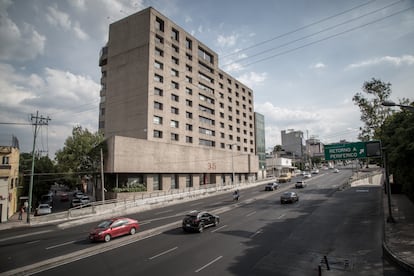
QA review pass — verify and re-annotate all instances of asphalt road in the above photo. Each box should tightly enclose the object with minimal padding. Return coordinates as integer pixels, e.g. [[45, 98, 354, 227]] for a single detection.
[[0, 168, 409, 275]]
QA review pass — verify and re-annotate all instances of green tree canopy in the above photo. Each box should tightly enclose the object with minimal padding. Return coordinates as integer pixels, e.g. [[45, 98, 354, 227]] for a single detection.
[[55, 126, 104, 188]]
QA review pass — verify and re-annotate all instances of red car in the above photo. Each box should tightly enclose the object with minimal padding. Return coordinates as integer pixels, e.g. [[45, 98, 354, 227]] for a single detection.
[[89, 217, 139, 242]]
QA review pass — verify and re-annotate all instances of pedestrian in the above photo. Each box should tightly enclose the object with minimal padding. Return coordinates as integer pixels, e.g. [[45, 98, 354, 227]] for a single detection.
[[18, 206, 24, 220]]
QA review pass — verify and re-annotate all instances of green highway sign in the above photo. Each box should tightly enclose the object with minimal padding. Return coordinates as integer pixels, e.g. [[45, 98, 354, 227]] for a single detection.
[[324, 141, 381, 161]]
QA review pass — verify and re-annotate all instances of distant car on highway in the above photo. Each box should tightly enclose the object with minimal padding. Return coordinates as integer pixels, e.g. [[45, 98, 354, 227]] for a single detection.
[[89, 217, 139, 242], [303, 172, 312, 179], [182, 210, 219, 233], [333, 168, 339, 173], [280, 192, 299, 204], [311, 169, 319, 174], [295, 181, 307, 188], [265, 182, 279, 191], [35, 204, 52, 216]]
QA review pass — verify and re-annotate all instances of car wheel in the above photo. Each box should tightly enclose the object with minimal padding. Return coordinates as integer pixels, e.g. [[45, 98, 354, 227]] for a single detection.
[[104, 234, 111, 242], [198, 223, 204, 233], [129, 227, 136, 235], [214, 218, 219, 226]]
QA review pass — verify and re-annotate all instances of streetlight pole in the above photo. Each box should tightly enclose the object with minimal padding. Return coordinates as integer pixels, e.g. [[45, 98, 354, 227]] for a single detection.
[[382, 100, 414, 112], [383, 149, 395, 223]]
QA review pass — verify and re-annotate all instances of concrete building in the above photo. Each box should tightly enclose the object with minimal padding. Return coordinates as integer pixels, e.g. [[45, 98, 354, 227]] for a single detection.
[[0, 137, 20, 222], [99, 7, 259, 195], [281, 129, 304, 158], [306, 137, 324, 158]]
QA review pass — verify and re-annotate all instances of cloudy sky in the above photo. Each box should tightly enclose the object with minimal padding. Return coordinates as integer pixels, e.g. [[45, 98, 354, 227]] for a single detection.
[[1, 0, 413, 157]]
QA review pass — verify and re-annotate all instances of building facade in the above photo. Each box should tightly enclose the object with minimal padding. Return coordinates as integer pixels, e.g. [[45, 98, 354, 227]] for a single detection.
[[99, 7, 259, 194], [281, 129, 304, 158], [0, 141, 20, 222], [254, 112, 266, 179]]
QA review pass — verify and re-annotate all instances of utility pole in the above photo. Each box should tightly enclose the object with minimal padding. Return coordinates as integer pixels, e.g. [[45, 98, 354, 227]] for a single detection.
[[27, 111, 51, 223]]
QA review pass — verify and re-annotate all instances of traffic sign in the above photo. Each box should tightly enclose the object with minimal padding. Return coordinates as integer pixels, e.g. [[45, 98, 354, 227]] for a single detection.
[[324, 141, 381, 161]]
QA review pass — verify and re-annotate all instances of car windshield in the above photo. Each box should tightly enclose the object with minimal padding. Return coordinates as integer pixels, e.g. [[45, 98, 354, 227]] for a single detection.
[[97, 220, 113, 229]]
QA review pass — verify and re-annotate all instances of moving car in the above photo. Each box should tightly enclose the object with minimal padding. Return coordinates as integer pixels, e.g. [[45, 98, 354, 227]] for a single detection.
[[280, 192, 299, 204], [295, 181, 307, 188], [265, 182, 279, 191], [277, 173, 292, 183], [70, 198, 82, 208], [303, 172, 312, 179], [333, 168, 339, 173], [35, 204, 52, 216], [182, 210, 219, 233], [89, 217, 139, 242], [311, 169, 319, 174]]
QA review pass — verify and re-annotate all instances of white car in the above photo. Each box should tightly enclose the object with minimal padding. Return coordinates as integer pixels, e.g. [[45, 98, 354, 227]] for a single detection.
[[35, 204, 52, 216], [303, 172, 312, 178]]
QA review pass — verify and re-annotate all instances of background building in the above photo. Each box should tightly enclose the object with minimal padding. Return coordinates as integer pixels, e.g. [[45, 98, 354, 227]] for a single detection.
[[99, 7, 259, 195], [281, 129, 304, 158], [254, 112, 266, 179]]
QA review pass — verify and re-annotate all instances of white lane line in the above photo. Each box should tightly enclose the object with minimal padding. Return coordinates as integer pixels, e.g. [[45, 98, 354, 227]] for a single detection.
[[246, 211, 256, 217], [26, 240, 40, 244], [190, 202, 202, 206], [195, 255, 223, 272], [0, 230, 53, 243], [356, 189, 369, 192], [211, 225, 227, 233], [249, 229, 263, 238], [278, 214, 286, 219], [139, 221, 151, 225], [155, 209, 173, 215], [46, 240, 77, 250], [148, 246, 178, 260]]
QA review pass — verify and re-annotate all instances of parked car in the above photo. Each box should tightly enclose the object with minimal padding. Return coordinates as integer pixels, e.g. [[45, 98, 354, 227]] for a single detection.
[[60, 193, 69, 202], [295, 181, 307, 188], [182, 210, 219, 233], [265, 182, 279, 191], [80, 195, 91, 205], [89, 217, 139, 242], [73, 191, 84, 199], [70, 198, 82, 208], [35, 204, 52, 216], [40, 194, 53, 206], [280, 192, 299, 204]]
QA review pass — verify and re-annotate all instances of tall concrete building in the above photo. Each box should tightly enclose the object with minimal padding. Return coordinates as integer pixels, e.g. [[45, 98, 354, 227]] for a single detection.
[[281, 129, 303, 158], [99, 7, 259, 194]]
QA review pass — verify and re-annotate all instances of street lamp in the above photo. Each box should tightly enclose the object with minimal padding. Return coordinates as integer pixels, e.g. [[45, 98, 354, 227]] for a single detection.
[[382, 100, 414, 112], [229, 143, 237, 185]]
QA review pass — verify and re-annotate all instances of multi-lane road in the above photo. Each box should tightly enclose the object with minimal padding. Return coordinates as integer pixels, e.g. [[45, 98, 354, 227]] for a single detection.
[[0, 168, 409, 275]]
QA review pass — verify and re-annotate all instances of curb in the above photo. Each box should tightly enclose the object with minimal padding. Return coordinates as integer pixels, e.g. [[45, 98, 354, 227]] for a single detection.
[[382, 240, 414, 274]]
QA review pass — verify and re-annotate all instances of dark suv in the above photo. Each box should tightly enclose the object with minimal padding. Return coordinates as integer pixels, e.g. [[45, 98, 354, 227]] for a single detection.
[[182, 211, 219, 233]]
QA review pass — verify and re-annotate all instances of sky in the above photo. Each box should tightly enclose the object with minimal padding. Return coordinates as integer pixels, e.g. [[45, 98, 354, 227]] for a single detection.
[[0, 0, 413, 157]]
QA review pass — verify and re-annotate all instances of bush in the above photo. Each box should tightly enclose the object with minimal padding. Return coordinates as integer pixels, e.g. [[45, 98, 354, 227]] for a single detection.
[[112, 183, 147, 193]]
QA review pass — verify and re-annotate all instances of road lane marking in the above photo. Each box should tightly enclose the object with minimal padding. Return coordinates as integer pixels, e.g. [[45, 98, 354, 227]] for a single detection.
[[0, 230, 53, 243], [46, 240, 77, 250], [211, 225, 227, 232], [246, 211, 256, 217], [190, 202, 202, 206], [26, 240, 40, 244], [195, 255, 223, 272], [155, 209, 173, 215], [278, 214, 286, 219], [249, 229, 263, 238], [149, 246, 178, 260], [356, 189, 369, 192]]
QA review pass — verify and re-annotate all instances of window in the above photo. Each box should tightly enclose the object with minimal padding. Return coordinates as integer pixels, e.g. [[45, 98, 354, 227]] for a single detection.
[[229, 125, 233, 131], [199, 94, 214, 104], [199, 61, 214, 73], [155, 17, 164, 32], [186, 38, 192, 49], [172, 44, 179, 53], [155, 47, 164, 57], [154, 74, 163, 83], [199, 139, 215, 147], [199, 116, 214, 125], [153, 116, 163, 125], [172, 56, 179, 65], [171, 68, 179, 77], [199, 72, 214, 84], [155, 35, 164, 44], [171, 175, 178, 189], [171, 94, 179, 102], [154, 87, 163, 96], [153, 130, 163, 138], [199, 127, 215, 136], [186, 111, 193, 119], [186, 124, 193, 131], [186, 53, 192, 61], [186, 76, 192, 83], [171, 133, 179, 141], [171, 106, 179, 114], [186, 64, 192, 72], [198, 82, 214, 94], [186, 136, 193, 143], [154, 101, 163, 110], [199, 105, 214, 115], [220, 122, 224, 128], [220, 132, 225, 138], [171, 81, 179, 89], [186, 99, 192, 106], [186, 175, 193, 187], [153, 174, 161, 191], [170, 120, 179, 128], [2, 156, 9, 164], [198, 47, 213, 64], [171, 28, 179, 41], [186, 87, 193, 95], [154, 60, 163, 70]]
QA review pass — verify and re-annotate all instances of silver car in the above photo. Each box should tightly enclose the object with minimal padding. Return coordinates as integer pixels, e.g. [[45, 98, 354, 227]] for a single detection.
[[280, 192, 299, 204]]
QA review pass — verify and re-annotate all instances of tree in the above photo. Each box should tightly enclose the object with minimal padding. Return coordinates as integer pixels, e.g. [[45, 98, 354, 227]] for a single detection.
[[55, 126, 104, 189], [352, 78, 392, 141], [380, 105, 414, 201]]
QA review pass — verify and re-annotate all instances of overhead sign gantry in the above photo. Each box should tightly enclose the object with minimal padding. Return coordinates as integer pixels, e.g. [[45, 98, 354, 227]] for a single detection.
[[324, 141, 382, 161]]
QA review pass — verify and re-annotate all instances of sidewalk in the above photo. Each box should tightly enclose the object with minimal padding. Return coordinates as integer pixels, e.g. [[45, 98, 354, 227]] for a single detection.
[[0, 212, 32, 230], [383, 192, 414, 274]]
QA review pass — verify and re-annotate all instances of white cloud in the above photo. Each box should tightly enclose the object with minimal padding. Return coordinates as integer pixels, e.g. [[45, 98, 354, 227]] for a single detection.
[[217, 34, 238, 48], [311, 62, 326, 69], [237, 71, 267, 88], [346, 55, 414, 70], [0, 10, 45, 61], [73, 21, 89, 40]]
